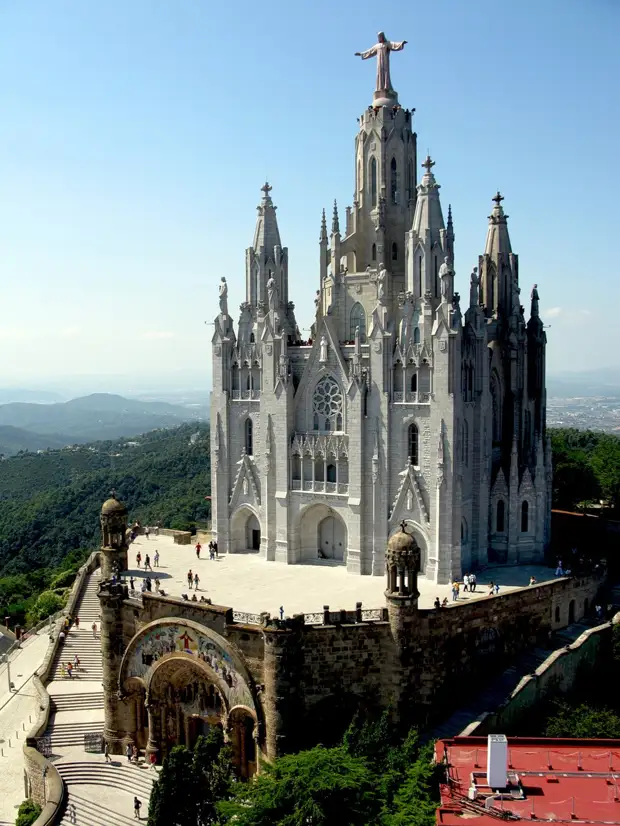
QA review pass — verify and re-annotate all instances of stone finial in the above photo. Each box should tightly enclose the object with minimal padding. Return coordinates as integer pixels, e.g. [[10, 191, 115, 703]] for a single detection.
[[320, 208, 328, 242], [332, 200, 340, 235]]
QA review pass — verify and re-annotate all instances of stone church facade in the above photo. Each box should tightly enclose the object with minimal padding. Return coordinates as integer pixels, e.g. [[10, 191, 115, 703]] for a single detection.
[[210, 47, 551, 584]]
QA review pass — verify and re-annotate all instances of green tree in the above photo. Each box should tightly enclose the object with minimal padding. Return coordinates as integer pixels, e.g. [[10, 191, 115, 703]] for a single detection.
[[382, 747, 439, 826], [545, 701, 620, 738], [15, 799, 42, 826], [25, 589, 65, 626], [220, 745, 379, 826], [148, 746, 200, 826], [193, 728, 234, 825]]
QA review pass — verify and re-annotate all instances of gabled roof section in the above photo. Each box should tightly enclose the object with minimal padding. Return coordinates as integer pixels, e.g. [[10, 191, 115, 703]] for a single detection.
[[253, 182, 282, 254], [389, 463, 430, 525]]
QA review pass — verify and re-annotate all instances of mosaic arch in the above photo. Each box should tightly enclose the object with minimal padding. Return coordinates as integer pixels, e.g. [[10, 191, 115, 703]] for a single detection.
[[119, 618, 257, 716]]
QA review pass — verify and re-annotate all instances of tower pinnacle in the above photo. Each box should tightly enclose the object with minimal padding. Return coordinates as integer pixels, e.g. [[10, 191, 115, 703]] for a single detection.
[[253, 182, 281, 253], [320, 208, 327, 242], [484, 191, 512, 257], [332, 200, 340, 235]]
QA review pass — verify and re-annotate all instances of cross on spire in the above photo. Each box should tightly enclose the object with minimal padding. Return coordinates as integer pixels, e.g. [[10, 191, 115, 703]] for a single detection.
[[421, 155, 435, 175], [261, 182, 272, 198], [492, 191, 504, 207]]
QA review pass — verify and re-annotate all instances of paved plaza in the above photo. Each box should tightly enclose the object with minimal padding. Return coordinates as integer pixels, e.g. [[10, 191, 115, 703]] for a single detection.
[[128, 534, 558, 617]]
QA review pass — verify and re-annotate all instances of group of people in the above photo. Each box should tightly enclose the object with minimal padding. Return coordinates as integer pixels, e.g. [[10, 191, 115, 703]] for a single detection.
[[135, 550, 160, 570], [60, 654, 80, 679], [128, 520, 161, 544], [195, 540, 218, 560], [186, 569, 200, 590]]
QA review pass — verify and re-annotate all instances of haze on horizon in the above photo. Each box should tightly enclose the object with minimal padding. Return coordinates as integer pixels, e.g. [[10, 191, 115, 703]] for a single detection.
[[0, 0, 617, 387]]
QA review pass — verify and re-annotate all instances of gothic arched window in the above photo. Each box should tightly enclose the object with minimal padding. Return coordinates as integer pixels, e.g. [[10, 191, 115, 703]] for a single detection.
[[496, 500, 505, 533], [392, 242, 398, 261], [406, 159, 414, 201], [413, 327, 420, 345], [312, 376, 344, 432], [408, 423, 419, 466], [245, 418, 253, 456], [521, 501, 529, 533], [370, 157, 377, 207], [371, 243, 377, 261], [410, 372, 417, 392], [350, 303, 366, 342], [416, 252, 423, 296], [326, 463, 337, 483], [390, 157, 398, 204]]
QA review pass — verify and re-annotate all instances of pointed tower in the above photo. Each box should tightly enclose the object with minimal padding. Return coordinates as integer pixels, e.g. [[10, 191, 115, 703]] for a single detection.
[[406, 156, 451, 304], [479, 192, 519, 320], [245, 183, 289, 321]]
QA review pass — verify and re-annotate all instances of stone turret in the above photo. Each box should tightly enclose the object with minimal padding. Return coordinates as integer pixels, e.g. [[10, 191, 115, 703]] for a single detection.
[[100, 495, 128, 579]]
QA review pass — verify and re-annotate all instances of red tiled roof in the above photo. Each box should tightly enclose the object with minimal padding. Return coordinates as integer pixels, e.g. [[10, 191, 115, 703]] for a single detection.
[[436, 737, 620, 825]]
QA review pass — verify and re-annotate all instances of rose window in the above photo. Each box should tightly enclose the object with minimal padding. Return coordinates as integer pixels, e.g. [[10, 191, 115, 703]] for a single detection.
[[312, 376, 343, 432]]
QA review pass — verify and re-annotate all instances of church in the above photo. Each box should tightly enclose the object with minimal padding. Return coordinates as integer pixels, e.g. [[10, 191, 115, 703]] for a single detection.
[[210, 33, 551, 584]]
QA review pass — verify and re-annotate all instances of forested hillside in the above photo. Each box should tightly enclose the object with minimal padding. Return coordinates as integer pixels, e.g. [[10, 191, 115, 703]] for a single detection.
[[551, 428, 620, 511], [0, 423, 211, 578]]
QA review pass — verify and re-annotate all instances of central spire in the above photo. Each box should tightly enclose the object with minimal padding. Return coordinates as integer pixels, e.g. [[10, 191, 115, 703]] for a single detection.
[[253, 181, 281, 253]]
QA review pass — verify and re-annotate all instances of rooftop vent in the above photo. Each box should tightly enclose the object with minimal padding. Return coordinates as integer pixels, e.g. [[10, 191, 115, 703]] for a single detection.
[[487, 734, 508, 789]]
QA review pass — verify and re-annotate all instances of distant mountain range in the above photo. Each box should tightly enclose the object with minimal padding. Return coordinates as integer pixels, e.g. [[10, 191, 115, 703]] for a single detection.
[[0, 393, 207, 456], [547, 369, 620, 398]]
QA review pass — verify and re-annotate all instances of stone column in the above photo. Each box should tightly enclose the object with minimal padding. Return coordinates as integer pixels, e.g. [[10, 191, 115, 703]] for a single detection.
[[100, 581, 133, 754], [145, 700, 160, 762]]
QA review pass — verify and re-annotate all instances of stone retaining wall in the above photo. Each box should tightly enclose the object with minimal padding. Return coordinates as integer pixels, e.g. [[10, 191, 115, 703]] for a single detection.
[[23, 551, 101, 824], [462, 609, 620, 736]]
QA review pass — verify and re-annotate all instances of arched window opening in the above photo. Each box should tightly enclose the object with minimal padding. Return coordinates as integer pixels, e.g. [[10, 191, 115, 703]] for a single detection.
[[521, 501, 529, 532], [246, 373, 252, 391], [292, 455, 301, 481], [350, 303, 366, 342], [406, 159, 414, 201], [413, 327, 420, 345], [394, 364, 403, 393], [371, 243, 377, 261], [249, 332, 255, 343], [417, 254, 422, 296], [370, 157, 377, 207], [392, 242, 398, 261], [461, 518, 468, 544], [312, 376, 344, 432], [408, 423, 419, 466], [231, 364, 239, 392], [245, 418, 253, 456], [496, 500, 505, 533], [390, 157, 398, 204], [410, 372, 417, 392], [326, 463, 337, 484]]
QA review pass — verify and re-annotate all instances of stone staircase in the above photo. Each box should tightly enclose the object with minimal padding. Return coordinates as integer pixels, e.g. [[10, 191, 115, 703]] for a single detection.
[[52, 692, 105, 713], [57, 761, 157, 826], [44, 720, 106, 751], [50, 572, 103, 681], [430, 619, 595, 741]]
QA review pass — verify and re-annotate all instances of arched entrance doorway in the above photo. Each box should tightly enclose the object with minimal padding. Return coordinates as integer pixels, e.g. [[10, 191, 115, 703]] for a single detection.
[[230, 507, 261, 553], [318, 515, 345, 560]]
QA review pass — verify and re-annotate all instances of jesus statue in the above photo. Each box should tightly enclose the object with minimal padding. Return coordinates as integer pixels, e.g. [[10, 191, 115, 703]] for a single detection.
[[355, 32, 407, 95]]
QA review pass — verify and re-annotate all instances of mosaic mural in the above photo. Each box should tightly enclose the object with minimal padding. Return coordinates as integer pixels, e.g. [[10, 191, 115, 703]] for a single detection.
[[123, 622, 255, 711]]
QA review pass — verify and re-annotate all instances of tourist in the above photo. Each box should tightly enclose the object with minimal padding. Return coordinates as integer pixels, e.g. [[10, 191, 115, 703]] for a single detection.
[[434, 597, 441, 610], [154, 550, 160, 567], [494, 583, 500, 595], [126, 743, 132, 762], [463, 573, 469, 592], [66, 662, 73, 679], [191, 593, 198, 602], [104, 740, 111, 762], [155, 522, 161, 537], [59, 629, 66, 643], [182, 593, 189, 600], [195, 542, 202, 559], [442, 597, 449, 608], [73, 654, 80, 672], [187, 569, 193, 589], [209, 543, 215, 561], [145, 526, 150, 540], [529, 576, 537, 586], [194, 572, 200, 590], [596, 604, 603, 620], [145, 577, 152, 592], [470, 573, 477, 592], [132, 745, 139, 763], [60, 663, 66, 678], [92, 622, 98, 638], [130, 576, 135, 590], [155, 578, 160, 593], [488, 582, 494, 596], [213, 541, 218, 558], [279, 606, 284, 619], [74, 616, 80, 629], [134, 797, 142, 819], [555, 559, 564, 576], [136, 551, 142, 568], [144, 554, 152, 571], [200, 595, 207, 603]]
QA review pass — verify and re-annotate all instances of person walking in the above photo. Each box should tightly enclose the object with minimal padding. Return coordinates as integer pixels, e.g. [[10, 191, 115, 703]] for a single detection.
[[73, 654, 80, 673], [154, 550, 160, 567], [209, 543, 215, 561], [155, 522, 161, 537], [470, 573, 477, 593], [74, 616, 80, 629], [463, 573, 469, 593], [130, 576, 135, 590], [104, 740, 111, 762], [213, 540, 218, 558], [92, 622, 98, 638], [434, 597, 441, 610], [126, 743, 132, 762], [60, 663, 67, 679], [133, 797, 142, 819], [136, 551, 142, 568], [195, 542, 202, 559], [145, 526, 150, 540], [555, 559, 564, 576], [279, 606, 284, 619], [66, 662, 73, 679], [144, 554, 152, 571], [194, 572, 200, 590], [155, 578, 161, 593], [488, 582, 494, 596], [187, 569, 193, 589]]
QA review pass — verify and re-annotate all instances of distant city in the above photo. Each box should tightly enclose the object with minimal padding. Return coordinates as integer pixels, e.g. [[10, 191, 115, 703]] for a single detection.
[[547, 396, 620, 433]]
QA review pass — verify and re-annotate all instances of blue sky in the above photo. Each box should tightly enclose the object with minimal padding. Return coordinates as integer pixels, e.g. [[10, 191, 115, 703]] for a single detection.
[[0, 0, 617, 388]]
